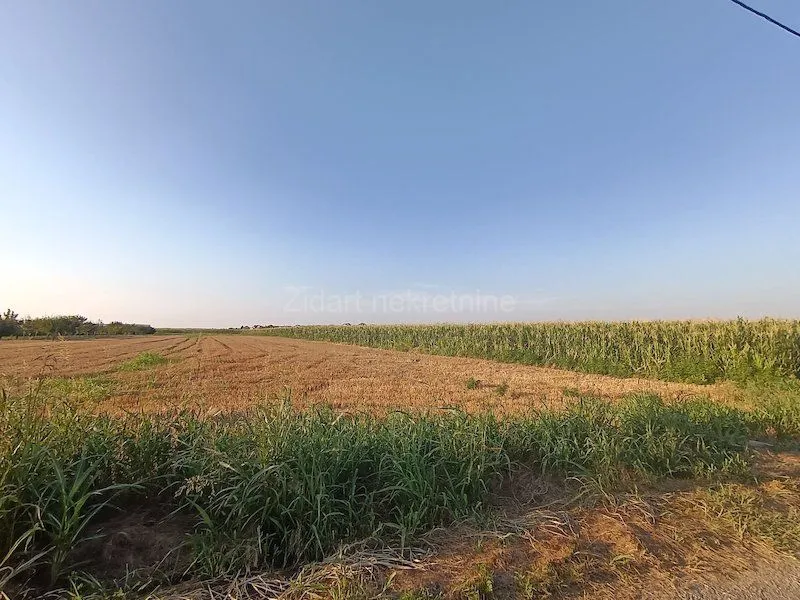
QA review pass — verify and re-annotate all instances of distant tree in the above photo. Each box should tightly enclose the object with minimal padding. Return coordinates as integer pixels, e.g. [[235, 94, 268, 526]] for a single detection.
[[21, 316, 34, 337], [103, 321, 155, 335], [23, 317, 54, 337], [78, 320, 99, 336], [0, 309, 22, 338], [9, 312, 155, 338]]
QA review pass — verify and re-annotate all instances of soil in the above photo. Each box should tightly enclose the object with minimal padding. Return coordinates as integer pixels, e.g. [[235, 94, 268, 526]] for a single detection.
[[0, 334, 742, 415], [69, 507, 193, 582]]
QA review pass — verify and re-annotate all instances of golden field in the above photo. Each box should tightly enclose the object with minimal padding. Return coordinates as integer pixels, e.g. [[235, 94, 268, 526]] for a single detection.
[[0, 334, 743, 415]]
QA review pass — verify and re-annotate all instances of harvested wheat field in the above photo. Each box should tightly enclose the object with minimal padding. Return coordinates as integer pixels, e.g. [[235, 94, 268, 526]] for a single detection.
[[0, 334, 741, 414]]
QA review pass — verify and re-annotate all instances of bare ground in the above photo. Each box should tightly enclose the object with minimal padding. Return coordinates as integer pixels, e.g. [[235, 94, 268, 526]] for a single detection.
[[0, 334, 743, 414]]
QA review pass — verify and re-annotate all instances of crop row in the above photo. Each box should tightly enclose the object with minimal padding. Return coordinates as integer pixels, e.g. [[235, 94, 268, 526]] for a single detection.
[[259, 319, 800, 383]]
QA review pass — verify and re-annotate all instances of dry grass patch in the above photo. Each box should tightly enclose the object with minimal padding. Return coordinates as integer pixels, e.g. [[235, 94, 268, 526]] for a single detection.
[[0, 335, 749, 416], [388, 453, 800, 600]]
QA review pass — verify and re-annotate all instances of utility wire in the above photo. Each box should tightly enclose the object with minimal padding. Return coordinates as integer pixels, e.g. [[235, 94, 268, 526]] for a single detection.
[[728, 0, 800, 39]]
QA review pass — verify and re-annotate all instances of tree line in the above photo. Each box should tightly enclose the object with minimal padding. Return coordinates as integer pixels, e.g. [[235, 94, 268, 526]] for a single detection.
[[0, 309, 156, 338]]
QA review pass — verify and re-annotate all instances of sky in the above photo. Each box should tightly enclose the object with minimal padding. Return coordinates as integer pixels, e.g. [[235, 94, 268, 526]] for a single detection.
[[2, 1, 799, 327]]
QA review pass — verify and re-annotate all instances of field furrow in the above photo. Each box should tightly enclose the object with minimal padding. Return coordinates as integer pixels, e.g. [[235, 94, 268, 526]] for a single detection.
[[0, 334, 743, 414]]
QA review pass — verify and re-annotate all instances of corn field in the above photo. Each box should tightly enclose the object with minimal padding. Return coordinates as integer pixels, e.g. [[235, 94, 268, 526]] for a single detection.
[[260, 319, 800, 383]]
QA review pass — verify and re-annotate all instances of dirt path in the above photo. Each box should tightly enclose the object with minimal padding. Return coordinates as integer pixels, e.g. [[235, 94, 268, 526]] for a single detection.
[[661, 558, 800, 599]]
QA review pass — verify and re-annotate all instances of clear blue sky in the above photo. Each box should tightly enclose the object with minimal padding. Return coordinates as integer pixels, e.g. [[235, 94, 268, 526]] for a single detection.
[[2, 1, 799, 327]]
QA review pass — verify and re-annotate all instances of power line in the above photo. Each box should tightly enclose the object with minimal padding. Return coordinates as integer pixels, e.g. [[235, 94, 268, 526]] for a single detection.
[[728, 0, 800, 39]]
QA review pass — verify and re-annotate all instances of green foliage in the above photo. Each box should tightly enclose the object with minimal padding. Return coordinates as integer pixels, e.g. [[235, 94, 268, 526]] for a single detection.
[[466, 377, 480, 390], [39, 377, 117, 403], [1, 309, 157, 338], [256, 318, 800, 384], [0, 309, 22, 338], [0, 387, 798, 593], [117, 352, 169, 372], [34, 452, 140, 584], [102, 321, 156, 336], [503, 395, 753, 481]]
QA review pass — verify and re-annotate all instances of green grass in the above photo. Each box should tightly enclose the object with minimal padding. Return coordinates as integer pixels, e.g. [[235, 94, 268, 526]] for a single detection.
[[37, 376, 117, 403], [255, 319, 800, 384], [1, 387, 799, 596], [117, 352, 169, 372], [735, 379, 800, 442]]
